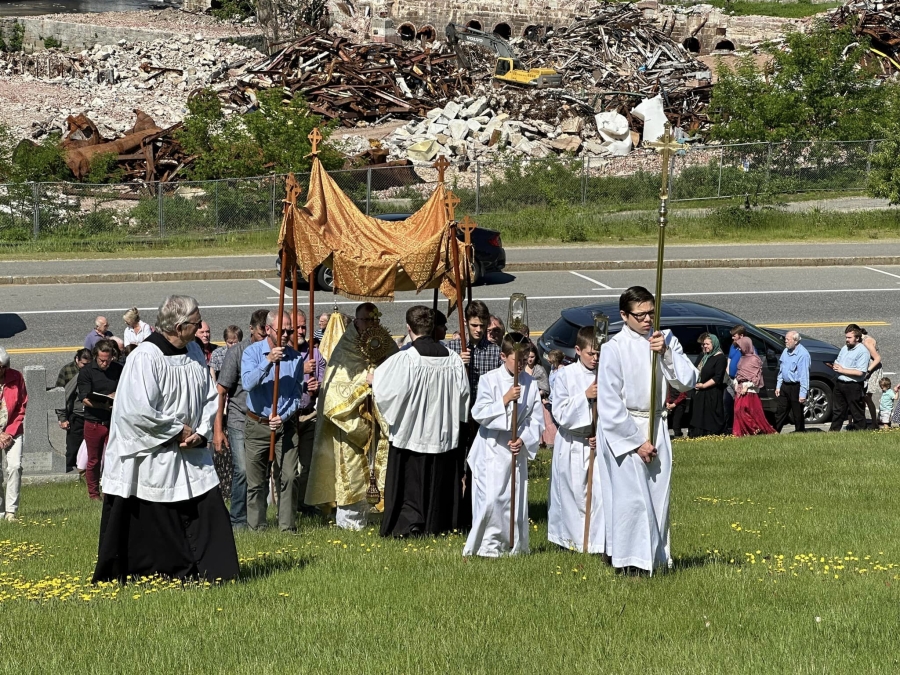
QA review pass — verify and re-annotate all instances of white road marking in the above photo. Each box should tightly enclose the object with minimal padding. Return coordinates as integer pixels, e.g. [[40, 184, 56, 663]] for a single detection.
[[863, 266, 900, 281], [10, 287, 900, 315], [257, 279, 282, 294], [569, 270, 613, 289]]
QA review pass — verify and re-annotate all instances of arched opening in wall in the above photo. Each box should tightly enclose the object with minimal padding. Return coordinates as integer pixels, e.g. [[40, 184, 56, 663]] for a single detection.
[[466, 19, 482, 31], [398, 23, 416, 41], [417, 25, 436, 42], [682, 37, 700, 54], [714, 39, 735, 51], [522, 24, 541, 41], [493, 23, 512, 40]]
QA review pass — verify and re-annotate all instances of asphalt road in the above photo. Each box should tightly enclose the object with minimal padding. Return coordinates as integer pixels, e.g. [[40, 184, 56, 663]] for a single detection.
[[4, 241, 900, 278], [3, 265, 898, 385]]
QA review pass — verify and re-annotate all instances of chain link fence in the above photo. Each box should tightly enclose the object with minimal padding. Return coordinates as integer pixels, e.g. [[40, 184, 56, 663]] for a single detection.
[[0, 140, 884, 244]]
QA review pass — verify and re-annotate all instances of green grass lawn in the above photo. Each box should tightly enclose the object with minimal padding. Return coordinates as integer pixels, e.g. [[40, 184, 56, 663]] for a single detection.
[[2, 431, 900, 673]]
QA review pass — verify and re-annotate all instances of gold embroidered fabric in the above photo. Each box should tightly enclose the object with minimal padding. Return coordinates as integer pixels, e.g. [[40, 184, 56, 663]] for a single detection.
[[304, 322, 399, 508], [278, 158, 463, 303]]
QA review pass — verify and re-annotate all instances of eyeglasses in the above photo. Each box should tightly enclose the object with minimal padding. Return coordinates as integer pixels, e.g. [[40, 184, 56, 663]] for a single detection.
[[268, 326, 295, 336], [180, 320, 203, 329], [628, 310, 655, 321]]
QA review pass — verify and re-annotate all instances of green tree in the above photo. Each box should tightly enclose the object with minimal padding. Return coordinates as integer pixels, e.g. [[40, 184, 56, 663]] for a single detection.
[[709, 22, 887, 143], [867, 87, 900, 204], [176, 88, 340, 180]]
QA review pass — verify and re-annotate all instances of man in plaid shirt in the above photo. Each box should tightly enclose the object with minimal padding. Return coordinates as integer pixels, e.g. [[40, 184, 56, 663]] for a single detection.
[[446, 300, 501, 398]]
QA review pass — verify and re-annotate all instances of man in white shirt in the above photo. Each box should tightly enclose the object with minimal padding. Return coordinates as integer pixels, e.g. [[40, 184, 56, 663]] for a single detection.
[[596, 286, 697, 575], [373, 305, 469, 537], [93, 295, 239, 583]]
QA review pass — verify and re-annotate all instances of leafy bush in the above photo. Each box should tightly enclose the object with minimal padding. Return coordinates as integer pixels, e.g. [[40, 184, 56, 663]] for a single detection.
[[43, 36, 62, 49]]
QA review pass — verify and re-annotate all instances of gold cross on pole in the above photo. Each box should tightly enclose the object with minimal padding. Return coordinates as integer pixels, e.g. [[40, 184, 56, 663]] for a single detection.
[[459, 214, 477, 248], [444, 190, 461, 222], [433, 155, 451, 183], [645, 123, 681, 200], [307, 127, 323, 155]]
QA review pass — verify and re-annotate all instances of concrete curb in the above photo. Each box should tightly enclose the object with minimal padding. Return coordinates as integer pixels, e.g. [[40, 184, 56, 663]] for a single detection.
[[1, 255, 898, 285], [0, 269, 278, 285]]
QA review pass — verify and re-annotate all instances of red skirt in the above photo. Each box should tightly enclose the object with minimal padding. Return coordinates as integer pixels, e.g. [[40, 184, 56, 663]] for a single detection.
[[733, 392, 776, 437]]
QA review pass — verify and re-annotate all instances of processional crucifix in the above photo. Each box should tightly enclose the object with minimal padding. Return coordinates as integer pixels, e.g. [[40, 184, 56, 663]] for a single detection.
[[643, 123, 683, 441]]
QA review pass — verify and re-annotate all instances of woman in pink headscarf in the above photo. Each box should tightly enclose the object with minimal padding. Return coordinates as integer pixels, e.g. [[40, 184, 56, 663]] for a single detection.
[[732, 336, 776, 437]]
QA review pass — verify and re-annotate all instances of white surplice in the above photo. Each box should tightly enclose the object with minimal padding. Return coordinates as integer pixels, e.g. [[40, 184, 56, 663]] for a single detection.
[[101, 340, 219, 502], [596, 326, 697, 573], [547, 361, 604, 553], [463, 367, 544, 557], [372, 347, 470, 453]]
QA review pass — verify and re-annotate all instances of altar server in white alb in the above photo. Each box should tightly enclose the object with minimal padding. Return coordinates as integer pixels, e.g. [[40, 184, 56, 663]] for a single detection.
[[93, 295, 239, 583], [463, 333, 544, 557], [597, 286, 697, 575], [547, 325, 603, 554], [373, 305, 470, 537]]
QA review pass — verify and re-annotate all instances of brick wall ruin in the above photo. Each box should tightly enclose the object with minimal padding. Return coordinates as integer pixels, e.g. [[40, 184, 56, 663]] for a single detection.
[[382, 0, 801, 55]]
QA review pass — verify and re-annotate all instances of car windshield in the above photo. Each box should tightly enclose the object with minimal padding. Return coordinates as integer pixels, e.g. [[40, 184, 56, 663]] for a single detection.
[[543, 318, 580, 347]]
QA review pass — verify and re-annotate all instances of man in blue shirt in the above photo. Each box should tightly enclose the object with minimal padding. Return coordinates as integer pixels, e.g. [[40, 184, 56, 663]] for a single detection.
[[241, 310, 317, 531], [774, 330, 810, 433], [828, 327, 870, 432], [724, 324, 746, 434]]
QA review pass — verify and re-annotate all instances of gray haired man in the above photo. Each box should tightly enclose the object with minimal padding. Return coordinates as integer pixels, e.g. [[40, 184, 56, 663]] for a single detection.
[[775, 330, 810, 433]]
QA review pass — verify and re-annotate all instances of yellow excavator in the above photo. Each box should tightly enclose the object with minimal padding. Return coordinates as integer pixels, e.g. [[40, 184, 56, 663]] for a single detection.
[[445, 23, 562, 89]]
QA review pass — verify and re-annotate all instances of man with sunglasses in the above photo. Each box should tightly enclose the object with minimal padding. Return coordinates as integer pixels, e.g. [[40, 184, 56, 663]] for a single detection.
[[241, 310, 317, 531], [596, 286, 697, 575]]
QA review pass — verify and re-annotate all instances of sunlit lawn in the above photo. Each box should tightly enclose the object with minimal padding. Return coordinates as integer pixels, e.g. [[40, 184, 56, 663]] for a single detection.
[[2, 430, 899, 674]]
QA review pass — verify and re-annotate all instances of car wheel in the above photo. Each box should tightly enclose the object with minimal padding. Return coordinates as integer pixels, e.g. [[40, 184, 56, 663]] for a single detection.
[[804, 381, 832, 425], [471, 259, 483, 286], [317, 266, 334, 292]]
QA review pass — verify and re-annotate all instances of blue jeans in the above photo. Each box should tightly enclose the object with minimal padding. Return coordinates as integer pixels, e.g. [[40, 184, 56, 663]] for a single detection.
[[227, 425, 248, 528]]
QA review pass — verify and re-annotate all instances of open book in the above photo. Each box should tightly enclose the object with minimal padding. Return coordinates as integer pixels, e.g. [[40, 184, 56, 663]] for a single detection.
[[86, 392, 115, 410]]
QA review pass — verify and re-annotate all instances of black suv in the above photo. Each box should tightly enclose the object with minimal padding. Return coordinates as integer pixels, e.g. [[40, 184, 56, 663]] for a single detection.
[[277, 212, 506, 292], [536, 300, 842, 425]]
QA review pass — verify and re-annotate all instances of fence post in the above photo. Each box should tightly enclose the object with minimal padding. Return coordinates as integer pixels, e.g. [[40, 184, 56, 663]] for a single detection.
[[764, 142, 773, 194], [214, 180, 219, 230], [157, 181, 165, 238], [582, 156, 588, 206], [31, 182, 40, 240], [270, 178, 276, 230], [867, 139, 874, 177], [366, 167, 372, 216], [717, 147, 724, 198], [475, 160, 481, 215]]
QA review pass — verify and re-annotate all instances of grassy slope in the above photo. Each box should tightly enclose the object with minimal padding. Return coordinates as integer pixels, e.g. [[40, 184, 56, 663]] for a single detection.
[[706, 0, 842, 19], [2, 431, 900, 673]]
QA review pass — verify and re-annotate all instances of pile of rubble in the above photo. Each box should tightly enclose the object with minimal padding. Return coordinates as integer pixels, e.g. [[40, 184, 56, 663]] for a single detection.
[[334, 91, 654, 163], [223, 30, 468, 125], [0, 36, 262, 142], [829, 0, 900, 74], [508, 2, 712, 133]]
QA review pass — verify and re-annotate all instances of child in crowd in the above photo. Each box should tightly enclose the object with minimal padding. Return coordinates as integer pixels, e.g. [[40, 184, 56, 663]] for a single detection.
[[543, 349, 565, 446], [463, 333, 544, 557], [879, 377, 895, 429]]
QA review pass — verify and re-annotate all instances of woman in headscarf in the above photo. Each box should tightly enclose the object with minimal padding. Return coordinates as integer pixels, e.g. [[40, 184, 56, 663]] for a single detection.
[[689, 333, 727, 437], [733, 336, 776, 437]]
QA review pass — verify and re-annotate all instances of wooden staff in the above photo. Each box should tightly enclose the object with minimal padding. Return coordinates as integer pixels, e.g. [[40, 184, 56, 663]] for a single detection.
[[309, 265, 317, 389], [449, 222, 466, 346], [583, 400, 598, 554], [510, 346, 519, 551], [269, 248, 290, 462], [291, 261, 299, 351]]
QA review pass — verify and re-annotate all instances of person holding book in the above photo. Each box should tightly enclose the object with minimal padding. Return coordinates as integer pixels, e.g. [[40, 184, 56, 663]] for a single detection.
[[77, 339, 122, 500]]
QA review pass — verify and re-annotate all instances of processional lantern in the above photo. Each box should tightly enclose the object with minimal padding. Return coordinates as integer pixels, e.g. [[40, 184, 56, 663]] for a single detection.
[[592, 312, 610, 352], [507, 293, 528, 336]]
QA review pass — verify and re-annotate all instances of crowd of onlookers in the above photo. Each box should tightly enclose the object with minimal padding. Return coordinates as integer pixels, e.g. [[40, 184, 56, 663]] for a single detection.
[[0, 303, 894, 528]]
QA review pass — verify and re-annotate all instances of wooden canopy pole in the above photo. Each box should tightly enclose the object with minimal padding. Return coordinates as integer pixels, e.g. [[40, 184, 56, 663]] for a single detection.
[[445, 190, 466, 343], [269, 246, 289, 462]]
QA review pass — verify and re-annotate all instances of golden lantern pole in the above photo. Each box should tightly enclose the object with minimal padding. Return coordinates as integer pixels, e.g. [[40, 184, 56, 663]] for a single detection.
[[506, 293, 528, 552], [583, 312, 609, 554], [643, 123, 682, 443]]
